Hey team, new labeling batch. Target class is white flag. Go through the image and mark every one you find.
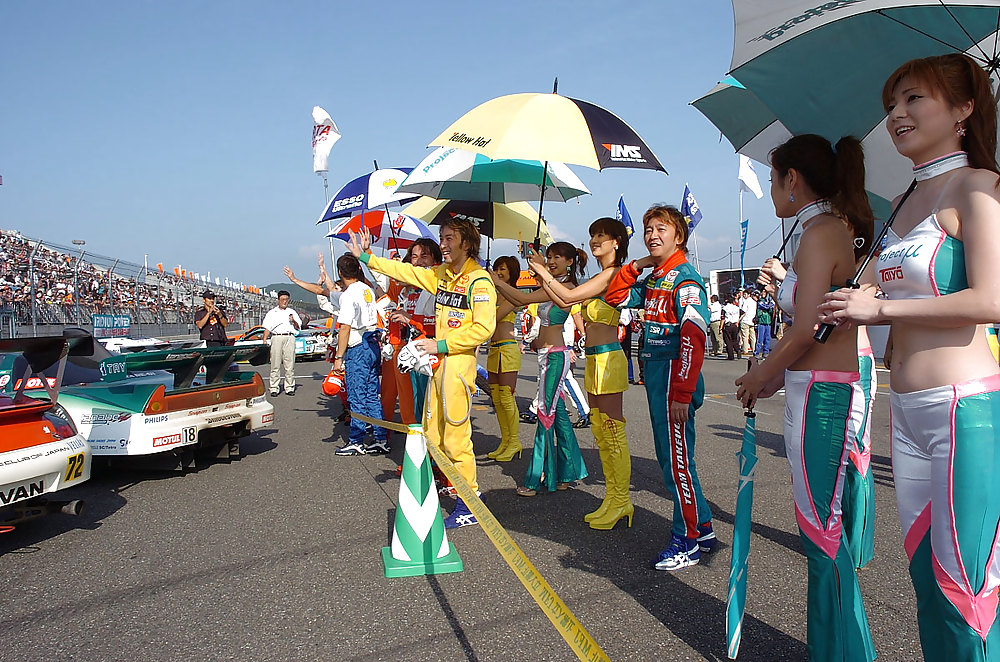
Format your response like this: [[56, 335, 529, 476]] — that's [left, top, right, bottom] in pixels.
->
[[738, 155, 763, 200], [312, 106, 341, 174]]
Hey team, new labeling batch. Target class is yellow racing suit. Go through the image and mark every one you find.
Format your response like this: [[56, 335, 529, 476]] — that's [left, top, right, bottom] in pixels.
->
[[360, 252, 496, 491]]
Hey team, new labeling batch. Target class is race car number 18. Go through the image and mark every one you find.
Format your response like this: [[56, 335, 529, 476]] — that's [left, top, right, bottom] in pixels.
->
[[65, 453, 85, 482], [182, 426, 197, 444]]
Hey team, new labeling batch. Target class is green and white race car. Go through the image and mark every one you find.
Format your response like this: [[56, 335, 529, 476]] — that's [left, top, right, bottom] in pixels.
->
[[0, 332, 275, 470]]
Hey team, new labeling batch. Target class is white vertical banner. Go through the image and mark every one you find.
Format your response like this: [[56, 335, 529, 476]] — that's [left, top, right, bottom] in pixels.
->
[[312, 106, 341, 174]]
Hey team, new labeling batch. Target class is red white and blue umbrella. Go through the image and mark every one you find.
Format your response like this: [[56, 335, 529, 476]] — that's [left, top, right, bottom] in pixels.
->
[[327, 210, 436, 251], [316, 168, 418, 223]]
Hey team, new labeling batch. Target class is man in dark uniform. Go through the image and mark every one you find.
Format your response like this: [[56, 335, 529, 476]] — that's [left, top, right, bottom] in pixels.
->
[[195, 290, 228, 346]]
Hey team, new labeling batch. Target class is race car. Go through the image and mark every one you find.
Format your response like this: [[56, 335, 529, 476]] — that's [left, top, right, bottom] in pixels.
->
[[234, 325, 329, 360], [0, 330, 275, 471], [0, 336, 93, 528]]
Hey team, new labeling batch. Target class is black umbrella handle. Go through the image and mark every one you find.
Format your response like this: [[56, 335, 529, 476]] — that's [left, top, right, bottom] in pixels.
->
[[744, 358, 757, 417], [814, 179, 917, 344]]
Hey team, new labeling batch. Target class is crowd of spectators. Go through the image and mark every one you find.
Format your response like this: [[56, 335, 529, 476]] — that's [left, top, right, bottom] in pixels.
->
[[0, 229, 267, 326]]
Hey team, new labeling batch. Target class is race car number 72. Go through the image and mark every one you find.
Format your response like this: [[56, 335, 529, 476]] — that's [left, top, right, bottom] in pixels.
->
[[65, 453, 85, 482]]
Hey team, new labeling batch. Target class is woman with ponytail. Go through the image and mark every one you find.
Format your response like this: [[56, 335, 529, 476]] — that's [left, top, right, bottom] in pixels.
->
[[738, 133, 876, 662], [820, 53, 1000, 661], [526, 218, 634, 529], [491, 241, 588, 495], [484, 256, 524, 462]]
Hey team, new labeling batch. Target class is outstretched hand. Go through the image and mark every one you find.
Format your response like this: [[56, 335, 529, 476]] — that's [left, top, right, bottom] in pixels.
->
[[283, 266, 295, 280]]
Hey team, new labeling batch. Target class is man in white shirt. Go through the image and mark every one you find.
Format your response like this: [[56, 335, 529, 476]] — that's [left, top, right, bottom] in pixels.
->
[[709, 295, 723, 356], [738, 289, 757, 357], [332, 254, 387, 456], [262, 290, 302, 396], [723, 295, 741, 361]]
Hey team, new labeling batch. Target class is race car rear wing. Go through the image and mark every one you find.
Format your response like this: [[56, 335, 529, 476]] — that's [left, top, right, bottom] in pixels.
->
[[98, 345, 269, 389], [0, 335, 94, 407]]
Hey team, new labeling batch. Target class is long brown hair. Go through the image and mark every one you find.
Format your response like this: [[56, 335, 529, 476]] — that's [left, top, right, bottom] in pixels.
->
[[770, 134, 874, 260], [882, 53, 999, 175], [546, 241, 588, 286]]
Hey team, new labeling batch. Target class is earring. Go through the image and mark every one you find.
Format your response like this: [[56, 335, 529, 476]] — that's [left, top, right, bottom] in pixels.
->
[[956, 121, 967, 137], [789, 193, 795, 203]]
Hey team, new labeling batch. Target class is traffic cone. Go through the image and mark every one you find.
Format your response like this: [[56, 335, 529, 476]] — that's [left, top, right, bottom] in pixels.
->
[[381, 424, 463, 578]]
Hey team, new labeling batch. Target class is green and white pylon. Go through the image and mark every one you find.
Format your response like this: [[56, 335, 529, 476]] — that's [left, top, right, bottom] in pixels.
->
[[382, 423, 463, 578]]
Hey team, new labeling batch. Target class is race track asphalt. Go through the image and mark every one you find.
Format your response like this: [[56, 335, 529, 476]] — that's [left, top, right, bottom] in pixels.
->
[[0, 352, 921, 661]]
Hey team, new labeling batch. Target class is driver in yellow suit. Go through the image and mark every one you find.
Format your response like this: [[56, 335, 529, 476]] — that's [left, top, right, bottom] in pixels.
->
[[350, 217, 496, 529]]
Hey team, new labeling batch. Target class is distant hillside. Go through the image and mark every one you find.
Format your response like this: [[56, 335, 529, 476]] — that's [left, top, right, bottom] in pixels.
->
[[264, 282, 317, 304]]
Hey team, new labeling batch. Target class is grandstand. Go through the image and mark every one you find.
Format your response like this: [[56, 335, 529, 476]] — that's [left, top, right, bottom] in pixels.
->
[[0, 229, 324, 338]]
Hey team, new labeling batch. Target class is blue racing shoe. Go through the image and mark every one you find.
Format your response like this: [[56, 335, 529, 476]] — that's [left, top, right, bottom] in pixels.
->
[[443, 498, 478, 529], [697, 522, 718, 553], [652, 533, 701, 571]]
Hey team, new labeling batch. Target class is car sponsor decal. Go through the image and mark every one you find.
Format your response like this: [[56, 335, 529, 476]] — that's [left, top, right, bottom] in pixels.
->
[[261, 412, 274, 425], [205, 413, 240, 425], [0, 479, 44, 505], [152, 432, 182, 447], [144, 414, 168, 424], [65, 453, 85, 481], [14, 376, 57, 389], [81, 412, 132, 425]]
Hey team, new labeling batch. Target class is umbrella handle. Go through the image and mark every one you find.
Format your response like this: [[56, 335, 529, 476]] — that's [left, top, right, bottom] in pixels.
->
[[814, 178, 918, 344]]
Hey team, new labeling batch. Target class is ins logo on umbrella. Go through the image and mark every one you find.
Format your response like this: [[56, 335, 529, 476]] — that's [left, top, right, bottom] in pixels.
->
[[390, 213, 405, 232], [381, 178, 398, 189], [602, 144, 647, 164]]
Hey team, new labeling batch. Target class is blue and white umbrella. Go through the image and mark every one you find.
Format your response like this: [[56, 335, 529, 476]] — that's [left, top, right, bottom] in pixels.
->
[[397, 147, 590, 203], [316, 167, 418, 223]]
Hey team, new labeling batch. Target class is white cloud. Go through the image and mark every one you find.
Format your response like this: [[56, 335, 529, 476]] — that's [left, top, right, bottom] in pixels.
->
[[297, 243, 328, 260]]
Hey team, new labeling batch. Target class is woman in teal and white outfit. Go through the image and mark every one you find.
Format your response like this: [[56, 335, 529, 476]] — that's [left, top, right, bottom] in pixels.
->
[[492, 242, 589, 495], [739, 133, 876, 662], [822, 54, 1000, 661]]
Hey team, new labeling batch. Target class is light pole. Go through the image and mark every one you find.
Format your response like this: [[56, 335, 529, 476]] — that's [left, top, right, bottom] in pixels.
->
[[72, 239, 85, 324]]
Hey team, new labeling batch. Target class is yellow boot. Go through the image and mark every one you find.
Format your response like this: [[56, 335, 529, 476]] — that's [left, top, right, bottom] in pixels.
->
[[487, 385, 507, 459], [492, 384, 522, 462], [589, 413, 633, 530], [584, 408, 612, 522]]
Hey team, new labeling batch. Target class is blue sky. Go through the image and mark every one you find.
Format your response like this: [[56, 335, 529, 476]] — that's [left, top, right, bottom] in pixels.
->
[[0, 1, 785, 286]]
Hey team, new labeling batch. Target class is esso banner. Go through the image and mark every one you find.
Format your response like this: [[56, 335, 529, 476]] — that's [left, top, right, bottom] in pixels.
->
[[92, 314, 131, 339]]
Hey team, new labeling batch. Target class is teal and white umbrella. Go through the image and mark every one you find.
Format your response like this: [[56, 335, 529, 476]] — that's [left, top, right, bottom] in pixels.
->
[[727, 406, 758, 659], [716, 1, 1000, 198], [397, 146, 590, 204], [691, 76, 900, 218]]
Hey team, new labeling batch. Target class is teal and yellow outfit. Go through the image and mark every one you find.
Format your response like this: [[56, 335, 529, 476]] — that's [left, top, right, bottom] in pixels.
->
[[580, 297, 633, 530], [487, 305, 522, 462], [524, 301, 588, 492]]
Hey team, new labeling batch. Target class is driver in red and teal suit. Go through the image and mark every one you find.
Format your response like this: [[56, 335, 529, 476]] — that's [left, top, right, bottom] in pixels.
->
[[605, 205, 715, 571]]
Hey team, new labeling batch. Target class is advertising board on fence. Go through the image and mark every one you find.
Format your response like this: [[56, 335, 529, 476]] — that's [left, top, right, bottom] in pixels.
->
[[92, 314, 131, 339]]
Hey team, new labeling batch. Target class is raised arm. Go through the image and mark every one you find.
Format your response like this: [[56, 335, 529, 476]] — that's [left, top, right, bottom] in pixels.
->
[[492, 272, 551, 307], [284, 266, 326, 296]]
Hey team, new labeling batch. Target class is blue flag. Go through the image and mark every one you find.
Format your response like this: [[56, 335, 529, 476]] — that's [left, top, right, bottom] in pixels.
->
[[616, 196, 634, 237], [681, 183, 703, 230], [739, 218, 749, 287]]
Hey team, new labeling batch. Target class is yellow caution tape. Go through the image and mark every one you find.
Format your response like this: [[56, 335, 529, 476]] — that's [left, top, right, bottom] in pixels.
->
[[349, 410, 611, 662]]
